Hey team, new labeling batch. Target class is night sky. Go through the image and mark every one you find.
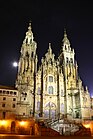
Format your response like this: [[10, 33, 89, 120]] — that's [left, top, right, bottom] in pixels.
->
[[0, 0, 93, 96]]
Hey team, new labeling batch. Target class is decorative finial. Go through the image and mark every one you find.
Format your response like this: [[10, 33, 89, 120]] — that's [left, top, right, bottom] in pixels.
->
[[28, 21, 32, 31], [29, 20, 31, 25], [48, 43, 52, 54], [85, 86, 88, 91], [41, 57, 44, 64], [49, 42, 51, 49], [64, 28, 67, 37]]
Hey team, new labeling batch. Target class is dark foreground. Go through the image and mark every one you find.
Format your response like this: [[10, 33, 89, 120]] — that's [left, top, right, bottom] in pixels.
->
[[0, 134, 93, 139]]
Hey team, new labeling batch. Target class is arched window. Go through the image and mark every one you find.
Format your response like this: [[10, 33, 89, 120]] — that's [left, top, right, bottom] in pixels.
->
[[61, 90, 64, 96], [26, 52, 29, 57], [30, 39, 32, 44], [66, 57, 69, 63], [31, 52, 34, 58], [37, 87, 41, 95], [70, 58, 73, 63], [61, 103, 64, 112], [26, 38, 28, 44], [37, 101, 40, 110], [65, 45, 67, 50], [48, 86, 53, 94], [49, 76, 53, 82]]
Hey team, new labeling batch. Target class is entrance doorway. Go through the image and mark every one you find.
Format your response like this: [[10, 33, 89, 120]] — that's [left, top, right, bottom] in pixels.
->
[[44, 102, 56, 119], [11, 121, 16, 133]]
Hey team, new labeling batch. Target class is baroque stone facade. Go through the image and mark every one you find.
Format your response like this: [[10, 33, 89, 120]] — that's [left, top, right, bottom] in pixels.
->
[[16, 22, 91, 120], [0, 86, 18, 119]]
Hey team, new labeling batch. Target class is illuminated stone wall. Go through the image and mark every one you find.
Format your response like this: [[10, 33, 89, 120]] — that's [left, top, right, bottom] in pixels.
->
[[0, 87, 18, 119]]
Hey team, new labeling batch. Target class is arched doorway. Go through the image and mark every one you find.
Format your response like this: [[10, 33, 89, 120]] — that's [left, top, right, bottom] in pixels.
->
[[44, 102, 56, 119]]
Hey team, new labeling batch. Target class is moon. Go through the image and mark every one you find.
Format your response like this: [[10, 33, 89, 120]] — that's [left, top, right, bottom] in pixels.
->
[[13, 62, 18, 67]]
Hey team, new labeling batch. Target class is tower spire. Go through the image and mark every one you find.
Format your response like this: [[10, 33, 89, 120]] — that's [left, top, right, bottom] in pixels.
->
[[49, 42, 51, 49], [23, 21, 34, 44], [62, 28, 70, 46], [48, 43, 52, 54]]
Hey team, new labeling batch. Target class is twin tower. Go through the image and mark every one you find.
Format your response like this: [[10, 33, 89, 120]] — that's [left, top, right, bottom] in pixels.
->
[[16, 22, 91, 120]]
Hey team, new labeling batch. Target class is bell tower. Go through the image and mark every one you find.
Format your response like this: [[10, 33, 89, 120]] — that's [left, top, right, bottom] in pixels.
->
[[16, 22, 38, 117], [58, 30, 78, 118], [59, 29, 78, 87]]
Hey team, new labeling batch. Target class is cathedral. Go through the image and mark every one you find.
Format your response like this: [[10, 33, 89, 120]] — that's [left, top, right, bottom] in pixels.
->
[[15, 22, 91, 120]]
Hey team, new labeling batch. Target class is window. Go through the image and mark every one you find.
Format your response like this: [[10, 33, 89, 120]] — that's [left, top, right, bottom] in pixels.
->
[[7, 91, 9, 94], [26, 52, 29, 57], [75, 111, 80, 118], [44, 110, 49, 118], [2, 112, 6, 119], [3, 97, 6, 100], [0, 90, 2, 93], [70, 58, 73, 63], [49, 76, 53, 82], [24, 98, 26, 100], [61, 90, 64, 97], [65, 45, 67, 50], [31, 52, 34, 57], [30, 110, 32, 115], [48, 86, 53, 94], [14, 92, 17, 95], [13, 98, 16, 101], [26, 38, 28, 44], [23, 113, 25, 115], [66, 57, 69, 63], [30, 39, 32, 44], [10, 91, 13, 95], [3, 91, 6, 94], [61, 103, 64, 112], [37, 101, 40, 110], [12, 104, 16, 108], [2, 104, 5, 107], [37, 87, 41, 95]]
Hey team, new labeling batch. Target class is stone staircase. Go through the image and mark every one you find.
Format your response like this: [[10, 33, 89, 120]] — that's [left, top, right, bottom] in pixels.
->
[[37, 118, 91, 136], [49, 119, 79, 135], [38, 120, 60, 136], [44, 118, 91, 136]]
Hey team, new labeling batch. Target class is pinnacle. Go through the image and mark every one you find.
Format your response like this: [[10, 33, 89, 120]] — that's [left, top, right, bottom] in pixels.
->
[[64, 28, 67, 37], [28, 21, 32, 31]]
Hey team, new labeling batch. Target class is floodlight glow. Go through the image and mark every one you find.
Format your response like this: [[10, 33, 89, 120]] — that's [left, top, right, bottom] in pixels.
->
[[0, 120, 7, 126], [19, 121, 26, 126], [83, 124, 90, 128]]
